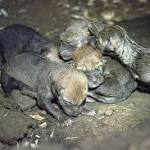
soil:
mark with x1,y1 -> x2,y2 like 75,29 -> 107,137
0,0 -> 150,149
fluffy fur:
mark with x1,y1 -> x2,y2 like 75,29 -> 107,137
91,24 -> 150,84
1,52 -> 88,122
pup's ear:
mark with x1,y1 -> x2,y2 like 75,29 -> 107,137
88,21 -> 107,36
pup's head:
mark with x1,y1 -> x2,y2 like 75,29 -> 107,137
59,20 -> 92,60
73,45 -> 103,71
85,70 -> 104,89
91,25 -> 125,54
56,69 -> 88,116
72,45 -> 104,89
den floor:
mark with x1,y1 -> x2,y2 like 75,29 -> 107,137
0,0 -> 150,149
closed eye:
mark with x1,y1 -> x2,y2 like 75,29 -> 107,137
63,97 -> 74,105
64,98 -> 79,106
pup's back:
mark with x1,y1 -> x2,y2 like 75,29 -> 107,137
2,52 -> 52,89
73,44 -> 103,71
0,24 -> 49,64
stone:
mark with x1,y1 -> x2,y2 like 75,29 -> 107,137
0,106 -> 35,144
104,109 -> 113,116
11,90 -> 36,111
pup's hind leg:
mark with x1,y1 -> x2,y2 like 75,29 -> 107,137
88,92 -> 123,104
1,74 -> 17,94
1,74 -> 37,98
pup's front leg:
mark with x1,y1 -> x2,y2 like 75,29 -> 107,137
39,95 -> 67,120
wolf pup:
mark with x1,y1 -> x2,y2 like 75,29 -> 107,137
88,58 -> 137,103
0,24 -> 54,68
90,24 -> 150,84
1,52 -> 88,122
72,45 -> 104,89
59,19 -> 106,60
71,43 -> 137,103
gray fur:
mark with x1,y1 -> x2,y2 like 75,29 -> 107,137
59,19 -> 106,60
88,58 -> 137,103
1,53 -> 88,122
91,24 -> 150,84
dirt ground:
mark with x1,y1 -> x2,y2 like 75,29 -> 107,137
0,0 -> 150,149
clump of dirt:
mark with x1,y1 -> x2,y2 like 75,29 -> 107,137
0,105 -> 35,145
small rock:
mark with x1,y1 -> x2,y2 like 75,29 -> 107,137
64,3 -> 70,8
39,110 -> 47,115
35,139 -> 39,146
50,129 -> 54,139
72,6 -> 80,11
104,109 -> 113,116
101,9 -> 115,20
64,137 -> 78,140
0,8 -> 8,17
87,0 -> 95,6
0,26 -> 4,30
83,9 -> 90,18
30,113 -> 45,121
22,141 -> 30,148
62,119 -> 73,127
138,0 -> 147,3
39,122 -> 47,128
82,110 -> 96,116
105,20 -> 114,25
71,14 -> 83,19
35,135 -> 40,139
0,107 -> 35,144
112,0 -> 122,4
98,115 -> 105,120
30,143 -> 37,149
98,110 -> 104,115
57,119 -> 73,127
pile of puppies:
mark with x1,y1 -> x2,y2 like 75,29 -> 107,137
59,20 -> 137,103
0,19 -> 149,125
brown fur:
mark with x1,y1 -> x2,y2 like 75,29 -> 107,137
1,53 -> 88,120
54,67 -> 88,118
54,68 -> 88,105
59,19 -> 106,61
73,45 -> 103,71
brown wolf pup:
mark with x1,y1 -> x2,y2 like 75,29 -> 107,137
72,45 -> 104,89
1,52 -> 88,123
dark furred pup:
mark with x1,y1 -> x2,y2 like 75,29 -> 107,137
71,44 -> 136,103
90,24 -> 150,84
88,58 -> 137,103
1,53 -> 88,122
0,24 -> 51,68
72,45 -> 104,89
